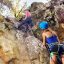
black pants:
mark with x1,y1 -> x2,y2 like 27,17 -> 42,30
49,44 -> 64,56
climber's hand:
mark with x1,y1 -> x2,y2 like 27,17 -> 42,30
41,44 -> 46,49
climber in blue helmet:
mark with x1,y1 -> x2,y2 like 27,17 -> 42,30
39,21 -> 64,64
38,21 -> 48,30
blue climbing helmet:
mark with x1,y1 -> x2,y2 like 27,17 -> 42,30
38,21 -> 48,30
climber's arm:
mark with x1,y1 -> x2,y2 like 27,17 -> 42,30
42,33 -> 46,46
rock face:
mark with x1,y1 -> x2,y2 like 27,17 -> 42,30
16,31 -> 49,64
30,2 -> 46,22
0,30 -> 20,64
29,0 -> 64,41
28,1 -> 64,64
29,2 -> 60,36
0,15 -> 49,64
50,0 -> 64,6
0,0 -> 64,64
0,16 -> 32,64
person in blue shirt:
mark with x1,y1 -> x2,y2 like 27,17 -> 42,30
18,10 -> 34,33
38,21 -> 64,64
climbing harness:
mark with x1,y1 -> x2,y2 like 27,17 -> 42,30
48,43 -> 64,64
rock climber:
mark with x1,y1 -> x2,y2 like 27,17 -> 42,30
18,9 -> 34,35
38,21 -> 64,64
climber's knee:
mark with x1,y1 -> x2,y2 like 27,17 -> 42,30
50,52 -> 57,62
61,55 -> 64,62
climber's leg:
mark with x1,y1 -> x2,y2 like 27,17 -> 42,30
59,44 -> 64,64
50,52 -> 57,64
61,48 -> 64,64
49,44 -> 58,64
61,55 -> 64,64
